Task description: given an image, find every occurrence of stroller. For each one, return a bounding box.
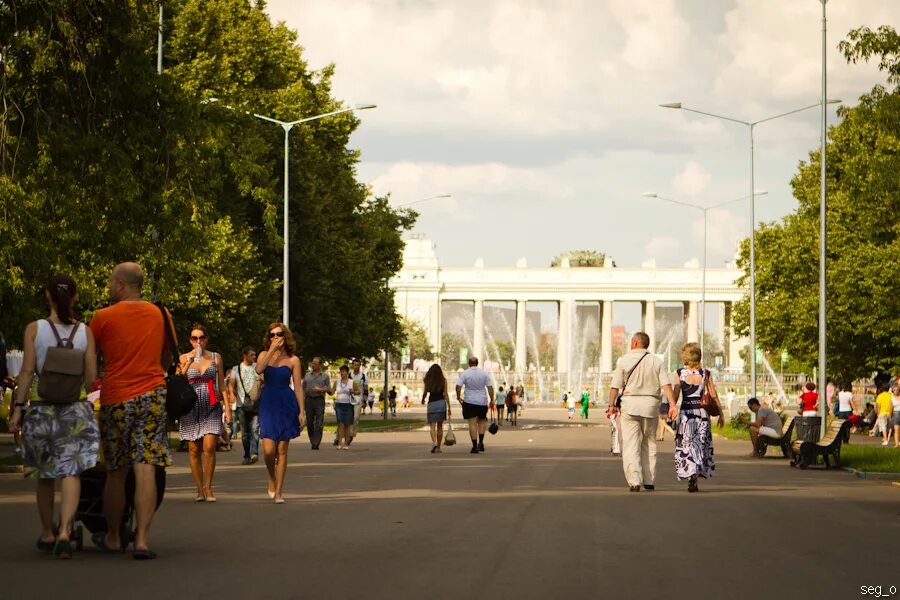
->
[72,465,166,551]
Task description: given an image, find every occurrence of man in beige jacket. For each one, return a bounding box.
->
[607,332,675,492]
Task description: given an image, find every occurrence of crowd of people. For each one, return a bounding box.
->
[7,263,899,562]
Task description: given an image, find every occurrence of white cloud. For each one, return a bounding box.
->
[692,207,747,265]
[644,236,682,262]
[672,161,712,197]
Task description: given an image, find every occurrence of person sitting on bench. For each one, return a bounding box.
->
[748,398,783,458]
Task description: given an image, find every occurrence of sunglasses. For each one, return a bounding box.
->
[268,331,286,338]
[190,335,208,342]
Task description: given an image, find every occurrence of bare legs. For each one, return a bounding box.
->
[894,423,900,448]
[103,464,158,552]
[36,479,56,544]
[187,434,218,500]
[261,438,290,501]
[749,424,761,457]
[337,423,351,448]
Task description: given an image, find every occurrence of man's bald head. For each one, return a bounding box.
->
[109,262,144,302]
[631,332,650,350]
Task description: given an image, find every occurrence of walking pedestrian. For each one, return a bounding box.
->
[891,383,900,449]
[178,324,230,502]
[90,262,173,558]
[367,389,375,414]
[455,357,495,454]
[495,385,506,425]
[256,323,306,503]
[388,386,397,416]
[302,357,330,449]
[670,342,724,493]
[607,332,674,492]
[421,364,451,453]
[347,359,368,446]
[229,347,260,464]
[580,387,590,419]
[8,275,100,559]
[507,385,518,426]
[875,385,893,446]
[330,365,354,449]
[565,390,574,419]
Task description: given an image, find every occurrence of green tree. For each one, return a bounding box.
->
[440,332,465,369]
[732,26,900,380]
[394,318,433,364]
[0,0,413,364]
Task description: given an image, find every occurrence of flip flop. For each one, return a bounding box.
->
[36,537,55,552]
[91,532,122,553]
[54,540,73,560]
[133,548,157,560]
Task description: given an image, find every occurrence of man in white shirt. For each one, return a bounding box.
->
[347,359,368,446]
[455,357,495,454]
[607,332,675,492]
[228,347,259,465]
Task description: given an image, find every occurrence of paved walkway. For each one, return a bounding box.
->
[1,408,897,599]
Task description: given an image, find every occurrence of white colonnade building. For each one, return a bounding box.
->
[390,235,748,376]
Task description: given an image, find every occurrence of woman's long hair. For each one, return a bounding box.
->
[262,322,296,356]
[423,363,446,395]
[46,274,77,324]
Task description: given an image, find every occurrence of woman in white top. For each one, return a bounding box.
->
[330,365,354,449]
[8,275,100,559]
[891,384,900,449]
[835,384,856,419]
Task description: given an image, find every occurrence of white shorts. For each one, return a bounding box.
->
[802,411,817,417]
[758,426,781,439]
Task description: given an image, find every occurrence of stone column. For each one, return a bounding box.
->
[557,298,571,376]
[515,300,527,373]
[685,301,699,344]
[600,300,613,373]
[641,300,656,353]
[473,300,484,364]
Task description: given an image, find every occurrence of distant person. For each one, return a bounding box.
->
[229,347,260,465]
[580,387,591,419]
[494,385,506,424]
[347,359,368,446]
[747,398,783,457]
[875,385,893,446]
[862,402,877,432]
[388,386,397,416]
[90,263,173,558]
[302,357,330,450]
[330,365,354,450]
[671,343,724,492]
[798,382,818,416]
[566,390,575,419]
[9,275,99,559]
[256,323,306,504]
[607,332,674,492]
[835,384,856,419]
[455,357,495,454]
[422,364,451,453]
[891,384,900,449]
[506,385,518,426]
[178,324,229,502]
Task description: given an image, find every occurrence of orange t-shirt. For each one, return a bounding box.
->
[90,301,174,405]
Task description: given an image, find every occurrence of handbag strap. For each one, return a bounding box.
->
[236,365,250,396]
[154,302,180,374]
[621,351,649,396]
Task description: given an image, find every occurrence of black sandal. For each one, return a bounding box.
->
[133,548,158,560]
[36,537,55,552]
[430,446,437,453]
[53,539,73,559]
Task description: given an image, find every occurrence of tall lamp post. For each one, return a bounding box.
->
[660,99,840,398]
[204,98,377,325]
[640,191,768,363]
[818,0,830,435]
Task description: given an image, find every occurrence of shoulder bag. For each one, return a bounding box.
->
[615,351,649,409]
[155,303,198,419]
[236,364,262,412]
[699,369,721,417]
[37,321,85,403]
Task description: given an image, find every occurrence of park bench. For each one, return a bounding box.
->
[789,419,851,469]
[756,415,796,458]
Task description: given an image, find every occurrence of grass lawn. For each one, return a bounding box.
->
[841,445,900,473]
[717,424,750,441]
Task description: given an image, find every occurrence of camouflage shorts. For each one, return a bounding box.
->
[100,386,172,470]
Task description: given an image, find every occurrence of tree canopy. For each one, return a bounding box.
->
[732,26,900,381]
[0,0,414,364]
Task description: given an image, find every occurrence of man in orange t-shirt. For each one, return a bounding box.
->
[90,262,175,560]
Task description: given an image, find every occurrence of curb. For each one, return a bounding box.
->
[840,466,900,481]
[0,465,23,474]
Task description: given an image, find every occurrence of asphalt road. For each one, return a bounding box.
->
[1,408,897,600]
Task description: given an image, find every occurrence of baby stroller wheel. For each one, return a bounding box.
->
[73,525,84,551]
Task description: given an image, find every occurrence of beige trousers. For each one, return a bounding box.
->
[620,412,658,487]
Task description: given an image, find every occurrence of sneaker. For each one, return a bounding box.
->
[249,454,258,464]
[241,457,250,465]
[881,440,889,446]
[643,485,655,491]
[333,438,340,446]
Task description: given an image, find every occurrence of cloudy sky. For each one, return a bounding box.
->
[264,0,898,271]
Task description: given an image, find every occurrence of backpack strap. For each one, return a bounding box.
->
[46,320,79,349]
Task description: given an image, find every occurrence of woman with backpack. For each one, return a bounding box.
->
[7,274,100,559]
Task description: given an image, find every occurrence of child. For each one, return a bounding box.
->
[566,391,575,420]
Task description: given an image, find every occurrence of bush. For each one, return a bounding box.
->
[730,413,751,430]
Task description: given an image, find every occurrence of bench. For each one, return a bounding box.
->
[790,419,851,469]
[756,415,796,458]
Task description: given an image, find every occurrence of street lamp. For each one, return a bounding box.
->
[660,98,840,398]
[204,98,377,325]
[640,191,768,362]
[396,194,453,208]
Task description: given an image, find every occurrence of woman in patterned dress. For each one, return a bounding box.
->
[669,342,724,493]
[178,324,231,502]
[8,274,100,559]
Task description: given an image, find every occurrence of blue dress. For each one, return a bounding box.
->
[259,365,300,441]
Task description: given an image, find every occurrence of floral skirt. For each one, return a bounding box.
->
[23,402,100,479]
[674,413,714,480]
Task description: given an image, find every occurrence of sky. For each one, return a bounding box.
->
[263,0,899,272]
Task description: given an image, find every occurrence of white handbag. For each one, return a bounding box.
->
[444,419,456,446]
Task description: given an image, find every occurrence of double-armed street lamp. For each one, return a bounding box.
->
[203,98,377,326]
[659,99,840,398]
[640,191,768,363]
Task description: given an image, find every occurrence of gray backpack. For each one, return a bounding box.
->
[37,321,85,403]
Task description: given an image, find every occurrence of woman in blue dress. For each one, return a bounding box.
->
[255,323,306,504]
